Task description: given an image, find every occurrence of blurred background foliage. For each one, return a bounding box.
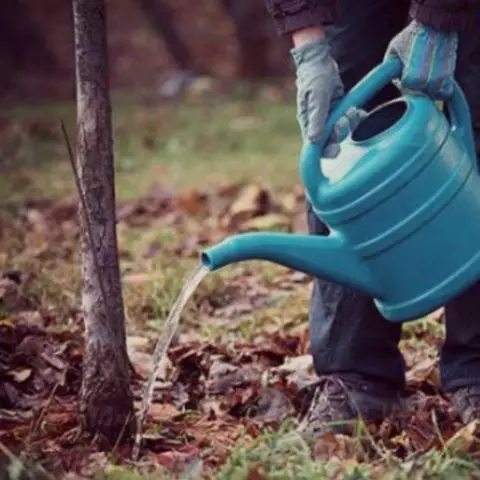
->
[1,0,294,105]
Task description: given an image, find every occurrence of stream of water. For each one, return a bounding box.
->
[133,262,210,460]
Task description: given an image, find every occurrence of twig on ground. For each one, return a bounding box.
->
[431,409,448,452]
[27,382,60,442]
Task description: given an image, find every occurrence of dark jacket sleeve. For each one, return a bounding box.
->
[409,0,480,31]
[263,0,338,35]
[265,0,478,35]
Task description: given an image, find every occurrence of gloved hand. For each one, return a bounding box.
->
[384,20,459,100]
[292,37,367,158]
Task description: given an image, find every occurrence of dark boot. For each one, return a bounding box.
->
[298,374,405,438]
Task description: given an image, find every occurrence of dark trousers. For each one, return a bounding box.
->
[308,0,480,392]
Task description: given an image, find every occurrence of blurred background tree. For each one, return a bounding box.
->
[0,0,58,95]
[0,0,292,104]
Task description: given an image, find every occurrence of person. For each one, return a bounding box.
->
[263,0,480,438]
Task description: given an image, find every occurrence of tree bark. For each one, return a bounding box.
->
[73,0,134,444]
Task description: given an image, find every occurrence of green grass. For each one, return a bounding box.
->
[217,421,480,480]
[0,95,301,203]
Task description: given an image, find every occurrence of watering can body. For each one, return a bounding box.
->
[202,57,480,322]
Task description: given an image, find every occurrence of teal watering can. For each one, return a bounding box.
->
[201,57,480,322]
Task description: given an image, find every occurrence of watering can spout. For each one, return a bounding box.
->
[201,232,379,297]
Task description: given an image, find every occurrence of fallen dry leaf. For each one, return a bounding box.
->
[16,310,44,329]
[403,413,437,452]
[246,464,269,480]
[79,452,109,477]
[123,272,155,285]
[174,189,208,215]
[242,213,290,231]
[126,335,151,352]
[25,208,50,234]
[9,368,32,383]
[156,447,201,472]
[0,408,34,422]
[130,351,172,380]
[274,354,313,374]
[406,356,440,387]
[446,420,480,453]
[314,432,358,462]
[207,362,262,395]
[279,193,297,214]
[249,387,295,423]
[134,402,181,422]
[199,398,225,419]
[222,183,275,230]
[291,210,308,232]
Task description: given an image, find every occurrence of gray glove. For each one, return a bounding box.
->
[384,20,459,100]
[291,37,366,158]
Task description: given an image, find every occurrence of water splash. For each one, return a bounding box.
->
[132,263,209,460]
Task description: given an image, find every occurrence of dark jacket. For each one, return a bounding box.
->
[265,0,479,34]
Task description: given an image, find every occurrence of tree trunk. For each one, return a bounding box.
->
[73,0,134,444]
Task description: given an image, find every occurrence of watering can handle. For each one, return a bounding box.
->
[446,81,477,166]
[299,57,403,205]
[300,56,478,207]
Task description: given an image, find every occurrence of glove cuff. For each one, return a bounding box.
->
[407,19,459,42]
[290,37,332,69]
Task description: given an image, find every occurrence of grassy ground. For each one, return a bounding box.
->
[1,91,480,479]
